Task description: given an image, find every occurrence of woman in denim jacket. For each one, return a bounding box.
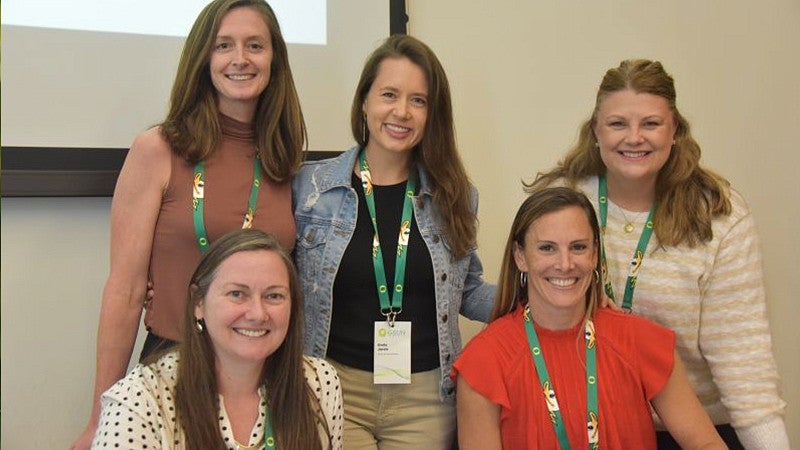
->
[292,35,495,449]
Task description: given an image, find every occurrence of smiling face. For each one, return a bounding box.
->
[514,206,598,329]
[209,6,273,122]
[594,89,677,192]
[363,57,429,158]
[194,249,290,371]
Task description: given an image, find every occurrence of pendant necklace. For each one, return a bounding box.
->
[617,204,647,234]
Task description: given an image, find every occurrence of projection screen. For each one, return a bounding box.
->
[1,0,407,195]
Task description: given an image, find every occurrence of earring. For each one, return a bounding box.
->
[361,114,368,144]
[519,271,528,289]
[195,319,205,333]
[593,269,600,284]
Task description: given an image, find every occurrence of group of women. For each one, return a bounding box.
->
[70,0,788,449]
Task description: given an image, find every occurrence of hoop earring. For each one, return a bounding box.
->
[195,319,205,333]
[593,269,600,285]
[519,271,528,289]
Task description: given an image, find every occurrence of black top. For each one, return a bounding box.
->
[327,173,439,372]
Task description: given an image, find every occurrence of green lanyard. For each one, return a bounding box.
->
[264,397,276,449]
[522,305,599,450]
[192,157,262,253]
[358,149,418,327]
[597,175,656,311]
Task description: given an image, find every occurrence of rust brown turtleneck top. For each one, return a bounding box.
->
[146,114,295,341]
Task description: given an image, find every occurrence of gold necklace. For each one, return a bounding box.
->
[617,205,647,233]
[234,435,264,450]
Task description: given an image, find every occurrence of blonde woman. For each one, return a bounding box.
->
[529,59,788,449]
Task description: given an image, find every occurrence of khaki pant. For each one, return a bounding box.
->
[328,360,456,450]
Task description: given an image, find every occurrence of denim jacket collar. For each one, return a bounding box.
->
[318,146,434,198]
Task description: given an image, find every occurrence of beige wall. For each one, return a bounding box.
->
[1,198,118,448]
[409,0,800,446]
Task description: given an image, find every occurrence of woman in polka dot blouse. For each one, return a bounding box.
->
[91,230,343,449]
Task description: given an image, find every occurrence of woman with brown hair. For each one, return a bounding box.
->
[92,229,342,449]
[293,35,495,449]
[528,59,788,449]
[72,0,305,447]
[453,187,726,449]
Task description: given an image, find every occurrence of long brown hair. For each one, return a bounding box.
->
[350,35,477,258]
[529,59,731,247]
[160,0,305,182]
[174,229,328,450]
[492,187,602,324]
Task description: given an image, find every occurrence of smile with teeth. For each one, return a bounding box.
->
[619,151,649,158]
[234,328,268,337]
[226,74,255,81]
[547,277,578,287]
[385,123,412,135]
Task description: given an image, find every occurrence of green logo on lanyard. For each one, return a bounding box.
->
[358,149,418,327]
[523,305,599,449]
[192,157,263,253]
[597,175,657,311]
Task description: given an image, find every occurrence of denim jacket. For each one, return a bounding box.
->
[292,146,495,400]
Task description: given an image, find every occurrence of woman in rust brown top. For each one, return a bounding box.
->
[70,1,304,448]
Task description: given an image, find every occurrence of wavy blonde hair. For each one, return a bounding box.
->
[529,59,731,247]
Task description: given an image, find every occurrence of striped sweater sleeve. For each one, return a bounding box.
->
[698,190,787,447]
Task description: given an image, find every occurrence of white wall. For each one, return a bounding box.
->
[2,1,798,447]
[408,1,800,447]
[1,198,120,448]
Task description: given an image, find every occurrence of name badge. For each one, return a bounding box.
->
[373,321,411,384]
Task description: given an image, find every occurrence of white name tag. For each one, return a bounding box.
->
[373,321,411,384]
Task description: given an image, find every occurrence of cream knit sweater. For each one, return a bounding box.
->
[575,176,788,449]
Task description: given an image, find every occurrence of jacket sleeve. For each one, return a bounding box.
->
[459,186,496,323]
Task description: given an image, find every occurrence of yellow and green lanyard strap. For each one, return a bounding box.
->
[192,157,262,253]
[597,175,656,311]
[358,149,418,327]
[264,398,276,449]
[523,305,599,450]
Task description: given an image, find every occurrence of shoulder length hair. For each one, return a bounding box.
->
[160,0,306,182]
[492,187,603,324]
[350,34,477,259]
[174,229,328,450]
[529,59,731,247]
